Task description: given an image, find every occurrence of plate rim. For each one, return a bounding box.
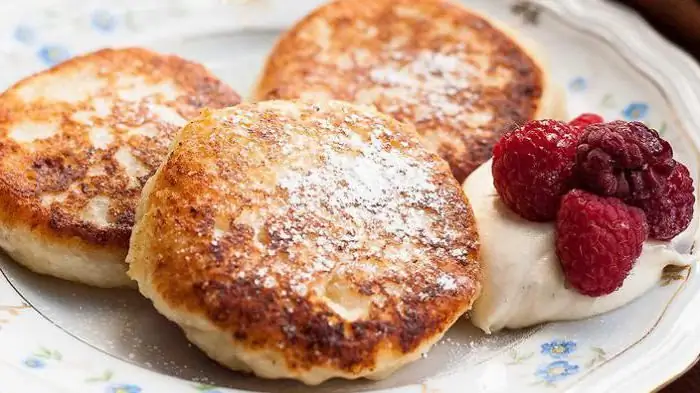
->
[530,1,700,391]
[1,0,700,392]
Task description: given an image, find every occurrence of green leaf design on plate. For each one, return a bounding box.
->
[506,349,534,365]
[600,93,616,108]
[194,384,219,391]
[585,346,607,367]
[34,347,62,361]
[124,12,140,32]
[34,347,52,359]
[510,1,542,25]
[0,304,28,331]
[86,370,114,383]
[531,380,557,388]
[658,121,668,135]
[662,265,690,286]
[0,304,29,314]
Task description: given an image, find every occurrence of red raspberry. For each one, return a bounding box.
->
[492,119,579,221]
[569,113,604,131]
[635,162,695,240]
[556,189,648,297]
[575,121,675,200]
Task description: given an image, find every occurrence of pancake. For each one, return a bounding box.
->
[127,100,481,384]
[254,0,565,182]
[0,47,241,288]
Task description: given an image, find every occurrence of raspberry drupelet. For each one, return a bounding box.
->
[636,163,695,240]
[575,120,675,200]
[569,113,604,131]
[575,120,694,239]
[492,120,579,221]
[556,189,649,296]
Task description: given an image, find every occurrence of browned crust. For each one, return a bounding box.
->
[0,47,241,254]
[132,101,481,374]
[255,0,544,182]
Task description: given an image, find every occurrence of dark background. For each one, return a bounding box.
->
[612,1,699,391]
[616,0,700,60]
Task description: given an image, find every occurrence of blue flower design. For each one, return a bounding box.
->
[13,25,35,44]
[541,339,577,358]
[91,10,117,33]
[535,360,580,383]
[37,45,70,67]
[568,77,587,92]
[23,357,46,369]
[106,384,142,393]
[622,102,649,120]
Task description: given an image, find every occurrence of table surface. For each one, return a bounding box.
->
[611,1,700,391]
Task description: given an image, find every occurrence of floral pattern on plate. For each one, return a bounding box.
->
[0,304,28,332]
[0,1,698,393]
[37,44,71,66]
[536,360,580,385]
[622,102,650,121]
[91,10,119,33]
[107,384,143,393]
[541,339,577,359]
[505,339,607,387]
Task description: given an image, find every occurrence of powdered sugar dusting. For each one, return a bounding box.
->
[259,0,544,184]
[274,124,453,297]
[437,274,457,291]
[278,135,438,239]
[368,50,478,123]
[206,102,475,304]
[173,101,479,327]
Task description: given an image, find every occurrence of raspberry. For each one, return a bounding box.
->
[492,119,579,221]
[635,162,695,240]
[569,113,604,131]
[575,121,675,200]
[556,189,648,297]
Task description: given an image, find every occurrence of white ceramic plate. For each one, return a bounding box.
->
[1,0,700,392]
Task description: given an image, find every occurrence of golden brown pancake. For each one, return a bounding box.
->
[0,47,241,287]
[127,100,481,384]
[255,0,564,182]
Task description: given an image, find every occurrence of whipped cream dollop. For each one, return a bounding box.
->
[464,160,699,333]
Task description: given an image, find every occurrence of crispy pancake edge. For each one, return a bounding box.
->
[253,0,555,182]
[0,47,241,257]
[127,100,482,382]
